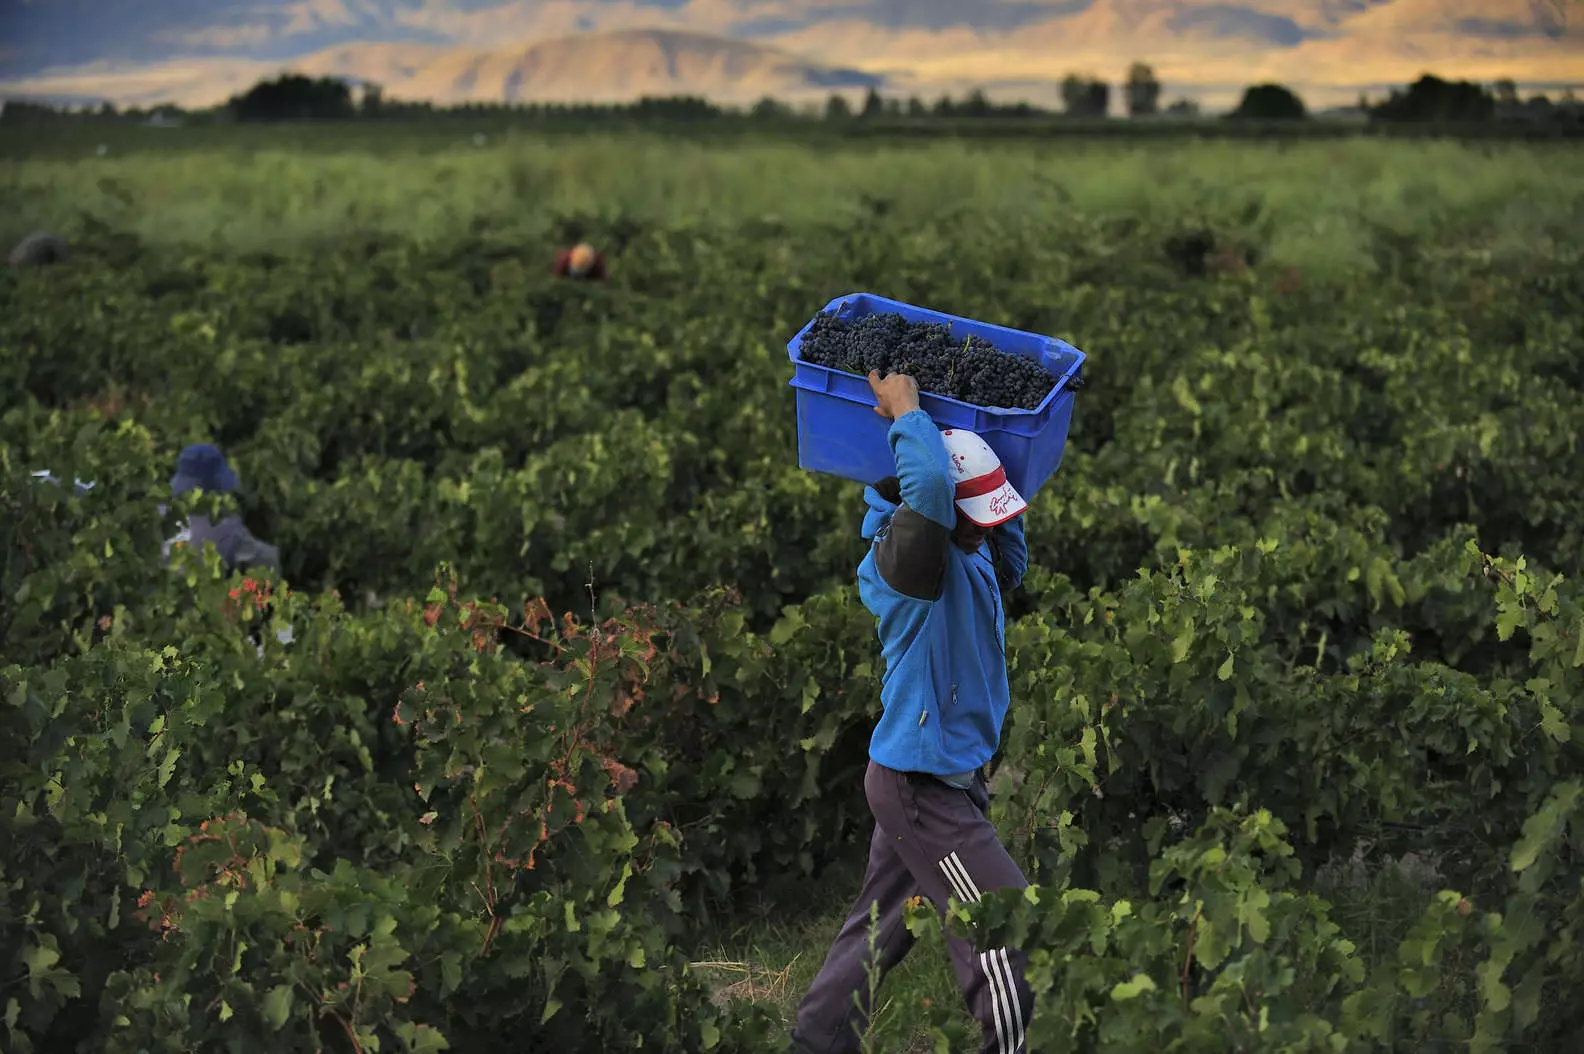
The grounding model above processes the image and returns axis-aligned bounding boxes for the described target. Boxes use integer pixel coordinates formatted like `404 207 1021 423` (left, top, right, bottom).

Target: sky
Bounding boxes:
0 0 1577 111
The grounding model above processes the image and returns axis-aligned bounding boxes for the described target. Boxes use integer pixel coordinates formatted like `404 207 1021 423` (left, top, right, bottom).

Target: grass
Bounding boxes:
693 916 969 1053
690 849 976 1053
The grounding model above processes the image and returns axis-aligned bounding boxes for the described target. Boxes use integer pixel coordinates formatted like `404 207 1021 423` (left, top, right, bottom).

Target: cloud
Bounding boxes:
1165 5 1310 47
800 65 883 87
724 0 1089 37
1453 18 1552 40
153 24 281 50
820 0 1083 32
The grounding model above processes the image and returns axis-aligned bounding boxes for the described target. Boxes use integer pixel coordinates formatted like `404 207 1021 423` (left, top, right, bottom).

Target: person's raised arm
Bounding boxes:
868 371 954 599
989 514 1028 592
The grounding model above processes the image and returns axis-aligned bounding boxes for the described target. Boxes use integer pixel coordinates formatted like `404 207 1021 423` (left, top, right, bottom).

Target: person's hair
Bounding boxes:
872 476 902 504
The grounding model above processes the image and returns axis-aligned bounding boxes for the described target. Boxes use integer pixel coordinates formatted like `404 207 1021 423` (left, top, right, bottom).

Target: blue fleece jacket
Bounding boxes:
857 410 1027 780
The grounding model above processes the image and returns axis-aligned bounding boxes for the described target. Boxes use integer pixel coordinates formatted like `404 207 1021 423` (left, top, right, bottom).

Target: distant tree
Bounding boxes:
1369 75 1494 122
632 95 718 120
906 96 927 117
1493 78 1518 107
1229 83 1307 120
960 89 991 117
0 100 62 125
229 74 355 121
1089 81 1110 115
751 96 790 119
824 93 851 120
359 82 384 116
931 94 955 117
1125 62 1161 116
861 87 884 117
1165 98 1200 117
1060 75 1085 114
883 96 902 116
1060 74 1110 117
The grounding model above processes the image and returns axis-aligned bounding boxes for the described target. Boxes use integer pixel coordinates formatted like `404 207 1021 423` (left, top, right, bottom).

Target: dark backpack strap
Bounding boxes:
985 529 1016 592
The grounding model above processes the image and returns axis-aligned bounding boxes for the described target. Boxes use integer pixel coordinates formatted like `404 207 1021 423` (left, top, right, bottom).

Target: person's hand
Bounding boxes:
868 370 921 421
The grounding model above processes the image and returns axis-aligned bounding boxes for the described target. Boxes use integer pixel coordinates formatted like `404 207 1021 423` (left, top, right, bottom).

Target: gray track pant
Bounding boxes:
791 761 1034 1054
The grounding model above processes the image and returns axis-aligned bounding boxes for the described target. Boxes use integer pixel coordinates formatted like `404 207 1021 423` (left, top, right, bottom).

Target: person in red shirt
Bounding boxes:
553 242 608 282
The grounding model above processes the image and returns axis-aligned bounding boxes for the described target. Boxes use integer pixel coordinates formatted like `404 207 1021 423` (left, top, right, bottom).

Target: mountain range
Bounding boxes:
0 1 1577 113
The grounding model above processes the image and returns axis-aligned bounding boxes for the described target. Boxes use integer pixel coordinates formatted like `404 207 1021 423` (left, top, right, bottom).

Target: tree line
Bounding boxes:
2 69 1579 128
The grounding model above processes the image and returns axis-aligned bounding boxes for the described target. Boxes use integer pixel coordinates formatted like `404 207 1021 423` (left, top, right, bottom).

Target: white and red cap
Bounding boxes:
940 428 1028 527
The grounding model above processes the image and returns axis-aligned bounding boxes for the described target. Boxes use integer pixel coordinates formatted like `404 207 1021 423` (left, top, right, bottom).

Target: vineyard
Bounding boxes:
3 130 1584 1053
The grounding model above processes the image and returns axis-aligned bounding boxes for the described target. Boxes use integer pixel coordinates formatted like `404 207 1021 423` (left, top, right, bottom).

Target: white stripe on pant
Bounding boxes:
938 850 1026 1054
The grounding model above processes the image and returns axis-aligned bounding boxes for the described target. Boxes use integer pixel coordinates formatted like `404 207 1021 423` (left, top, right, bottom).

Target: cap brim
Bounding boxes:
955 480 1028 527
170 466 238 496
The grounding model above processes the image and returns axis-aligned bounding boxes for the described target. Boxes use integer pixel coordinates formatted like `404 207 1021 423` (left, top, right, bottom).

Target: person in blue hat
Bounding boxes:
162 443 281 576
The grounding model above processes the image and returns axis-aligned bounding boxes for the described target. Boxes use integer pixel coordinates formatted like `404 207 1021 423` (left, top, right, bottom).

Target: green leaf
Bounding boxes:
1217 653 1234 681
1496 605 1523 642
1512 959 1546 1028
1170 620 1196 663
262 984 293 1030
607 861 632 907
540 995 562 1024
397 1021 451 1054
1539 701 1570 743
22 940 60 976
769 609 805 645
1476 959 1511 1013
440 951 463 997
1243 887 1272 943
1111 973 1157 1000
1511 781 1581 873
157 748 182 788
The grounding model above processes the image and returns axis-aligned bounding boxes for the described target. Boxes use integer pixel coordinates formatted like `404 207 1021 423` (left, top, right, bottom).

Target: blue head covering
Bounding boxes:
170 443 239 497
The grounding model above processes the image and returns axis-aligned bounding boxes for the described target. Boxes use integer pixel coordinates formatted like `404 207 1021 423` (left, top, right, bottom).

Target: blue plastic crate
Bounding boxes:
786 292 1085 503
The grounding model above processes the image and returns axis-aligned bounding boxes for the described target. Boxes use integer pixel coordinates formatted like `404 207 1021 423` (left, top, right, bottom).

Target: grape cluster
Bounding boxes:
796 310 1058 411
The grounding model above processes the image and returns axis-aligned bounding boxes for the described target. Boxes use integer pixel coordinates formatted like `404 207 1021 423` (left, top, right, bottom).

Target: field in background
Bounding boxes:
4 127 1584 1052
4 126 1581 282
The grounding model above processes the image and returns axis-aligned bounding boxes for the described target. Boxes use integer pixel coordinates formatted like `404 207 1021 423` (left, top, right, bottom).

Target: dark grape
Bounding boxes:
795 310 1058 411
